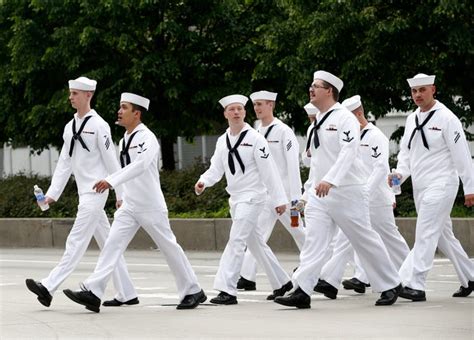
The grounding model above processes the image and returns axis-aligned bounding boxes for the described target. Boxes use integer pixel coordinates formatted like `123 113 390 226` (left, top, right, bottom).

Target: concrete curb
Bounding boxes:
0 218 473 256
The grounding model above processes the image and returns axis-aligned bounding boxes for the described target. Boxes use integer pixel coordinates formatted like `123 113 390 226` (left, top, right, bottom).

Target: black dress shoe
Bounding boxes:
102 297 140 306
267 281 293 300
237 276 256 291
274 287 311 309
25 279 52 307
313 279 338 299
398 286 426 302
375 284 402 306
342 278 369 294
210 291 237 305
177 289 207 309
63 289 101 313
452 281 474 297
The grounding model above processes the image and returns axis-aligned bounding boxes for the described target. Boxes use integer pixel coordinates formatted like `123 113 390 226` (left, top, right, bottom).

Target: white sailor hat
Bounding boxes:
120 92 150 110
407 73 436 88
68 76 97 91
218 94 248 108
304 102 319 116
341 95 362 112
313 70 344 92
249 90 278 102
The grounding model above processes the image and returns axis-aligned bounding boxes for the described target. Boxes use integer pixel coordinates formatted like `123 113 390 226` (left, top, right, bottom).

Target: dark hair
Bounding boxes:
321 80 339 101
131 103 147 114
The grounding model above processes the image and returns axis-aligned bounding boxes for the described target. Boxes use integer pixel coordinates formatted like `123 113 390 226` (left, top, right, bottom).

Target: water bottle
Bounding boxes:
33 185 49 211
391 169 401 195
290 200 299 227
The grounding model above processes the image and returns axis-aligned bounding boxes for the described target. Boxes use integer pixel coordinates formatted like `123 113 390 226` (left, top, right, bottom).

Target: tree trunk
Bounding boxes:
160 136 176 171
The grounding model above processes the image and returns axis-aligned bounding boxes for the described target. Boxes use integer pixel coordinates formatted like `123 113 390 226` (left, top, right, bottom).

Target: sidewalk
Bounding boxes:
1 248 473 339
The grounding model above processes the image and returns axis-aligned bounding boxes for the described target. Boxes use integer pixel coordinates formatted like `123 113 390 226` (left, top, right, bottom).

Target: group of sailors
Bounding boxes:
25 70 473 313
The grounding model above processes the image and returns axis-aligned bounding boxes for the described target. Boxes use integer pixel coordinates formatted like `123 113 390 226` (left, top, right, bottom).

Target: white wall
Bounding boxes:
2 114 473 177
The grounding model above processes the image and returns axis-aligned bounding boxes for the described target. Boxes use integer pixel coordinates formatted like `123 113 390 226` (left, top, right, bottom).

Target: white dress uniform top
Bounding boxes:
396 99 474 290
320 122 410 288
239 117 305 282
293 102 400 295
43 109 137 302
199 123 290 296
83 123 202 301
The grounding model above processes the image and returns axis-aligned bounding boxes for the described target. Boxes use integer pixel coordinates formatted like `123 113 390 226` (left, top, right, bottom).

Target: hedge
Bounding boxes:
0 161 472 218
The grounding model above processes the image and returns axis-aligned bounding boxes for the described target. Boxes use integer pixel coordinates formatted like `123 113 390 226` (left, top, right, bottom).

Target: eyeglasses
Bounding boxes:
309 84 329 90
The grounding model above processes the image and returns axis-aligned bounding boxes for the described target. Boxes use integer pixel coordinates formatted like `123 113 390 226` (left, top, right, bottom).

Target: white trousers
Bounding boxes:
84 205 201 301
293 185 400 295
321 205 409 287
214 201 290 296
399 183 474 290
240 200 305 282
41 193 136 301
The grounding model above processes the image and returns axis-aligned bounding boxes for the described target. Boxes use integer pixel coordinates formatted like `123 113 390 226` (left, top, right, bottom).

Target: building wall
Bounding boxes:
2 114 473 177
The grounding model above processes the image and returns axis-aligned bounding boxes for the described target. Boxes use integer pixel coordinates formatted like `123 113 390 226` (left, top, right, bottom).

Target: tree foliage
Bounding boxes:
0 0 277 168
252 1 473 135
1 1 472 170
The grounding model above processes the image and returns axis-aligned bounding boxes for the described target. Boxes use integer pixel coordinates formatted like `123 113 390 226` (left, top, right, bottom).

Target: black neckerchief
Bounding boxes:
120 131 139 167
226 129 249 175
263 124 276 139
69 115 93 157
407 109 436 150
306 109 335 151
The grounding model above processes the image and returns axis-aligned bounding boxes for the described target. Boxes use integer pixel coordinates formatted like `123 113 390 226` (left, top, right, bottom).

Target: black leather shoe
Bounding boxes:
342 278 369 294
25 279 52 307
210 291 237 305
452 281 474 297
274 287 311 309
177 289 207 309
63 289 101 313
267 281 293 300
237 276 256 291
102 297 139 307
375 284 402 306
398 286 426 302
314 279 338 299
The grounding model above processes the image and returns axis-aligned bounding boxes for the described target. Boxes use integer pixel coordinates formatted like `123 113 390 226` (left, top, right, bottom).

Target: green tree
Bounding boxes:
0 0 276 169
252 1 473 137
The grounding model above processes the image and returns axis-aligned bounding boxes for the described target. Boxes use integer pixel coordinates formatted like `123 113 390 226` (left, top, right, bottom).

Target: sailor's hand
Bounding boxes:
275 204 287 215
195 182 205 195
315 181 333 198
93 180 111 193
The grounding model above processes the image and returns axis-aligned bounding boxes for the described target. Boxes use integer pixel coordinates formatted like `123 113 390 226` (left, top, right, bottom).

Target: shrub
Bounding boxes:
0 162 471 218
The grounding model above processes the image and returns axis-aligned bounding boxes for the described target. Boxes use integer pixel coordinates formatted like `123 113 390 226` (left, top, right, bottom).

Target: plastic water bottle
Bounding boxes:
290 200 299 227
391 169 401 195
33 185 49 211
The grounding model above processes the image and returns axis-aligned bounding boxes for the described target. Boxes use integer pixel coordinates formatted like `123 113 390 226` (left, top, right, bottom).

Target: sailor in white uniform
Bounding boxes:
25 77 137 309
274 71 402 309
316 95 410 298
63 93 205 312
392 74 474 301
195 94 291 305
301 102 318 169
237 91 304 299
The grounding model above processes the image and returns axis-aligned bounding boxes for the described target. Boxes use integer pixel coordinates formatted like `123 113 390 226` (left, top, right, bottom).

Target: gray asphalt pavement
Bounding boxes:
1 248 473 339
